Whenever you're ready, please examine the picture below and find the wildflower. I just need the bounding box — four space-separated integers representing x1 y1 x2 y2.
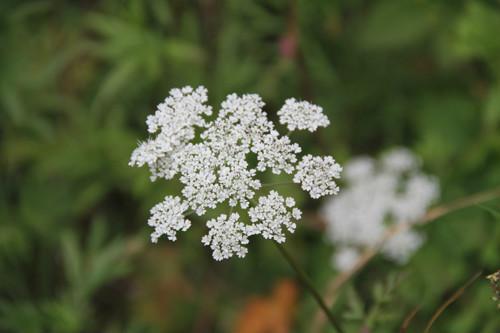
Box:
248 191 302 243
333 247 359 272
201 213 252 261
253 133 301 174
148 196 191 243
381 147 420 173
486 270 500 309
322 148 439 271
293 155 342 199
342 156 374 183
382 230 424 264
277 98 330 132
130 86 212 181
131 86 340 260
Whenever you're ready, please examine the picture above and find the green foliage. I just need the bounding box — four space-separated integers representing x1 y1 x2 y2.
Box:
0 220 131 332
1 0 499 332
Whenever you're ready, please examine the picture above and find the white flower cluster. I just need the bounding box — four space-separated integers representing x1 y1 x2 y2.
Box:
293 155 342 199
277 98 330 132
248 191 302 243
201 213 252 261
148 196 191 243
130 86 341 260
130 86 213 181
322 148 439 271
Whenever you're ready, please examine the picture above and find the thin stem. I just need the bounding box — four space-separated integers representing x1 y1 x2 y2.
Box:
275 242 345 333
424 271 482 333
261 181 295 187
399 306 420 333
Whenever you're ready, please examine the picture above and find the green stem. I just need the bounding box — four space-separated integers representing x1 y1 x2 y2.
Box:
275 242 344 333
261 181 295 187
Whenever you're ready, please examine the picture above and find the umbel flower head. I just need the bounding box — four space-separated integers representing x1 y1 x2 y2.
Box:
322 148 440 271
130 86 342 260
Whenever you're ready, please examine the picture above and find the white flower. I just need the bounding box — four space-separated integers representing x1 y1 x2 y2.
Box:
130 86 212 180
343 157 374 184
322 147 439 270
381 147 420 173
252 131 301 174
202 213 252 261
176 143 222 215
333 247 360 272
293 155 342 199
248 191 302 243
277 98 330 132
146 86 212 134
323 176 391 247
148 196 191 242
382 230 424 264
131 86 341 260
390 174 440 222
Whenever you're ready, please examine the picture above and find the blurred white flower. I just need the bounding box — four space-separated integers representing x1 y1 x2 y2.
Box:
381 147 420 173
342 156 374 183
333 247 359 272
322 148 439 271
382 230 424 264
131 86 340 260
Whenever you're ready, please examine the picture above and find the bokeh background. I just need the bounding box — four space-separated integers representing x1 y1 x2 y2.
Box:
1 0 500 332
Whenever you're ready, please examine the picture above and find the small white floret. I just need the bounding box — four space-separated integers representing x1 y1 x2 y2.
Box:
277 98 330 132
201 213 252 261
148 196 191 242
248 191 301 243
293 155 342 199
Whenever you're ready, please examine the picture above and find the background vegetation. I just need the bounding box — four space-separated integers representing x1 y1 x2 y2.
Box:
1 0 499 332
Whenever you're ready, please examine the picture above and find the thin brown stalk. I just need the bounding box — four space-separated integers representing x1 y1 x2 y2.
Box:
423 272 482 333
275 242 345 333
311 186 500 333
399 305 420 333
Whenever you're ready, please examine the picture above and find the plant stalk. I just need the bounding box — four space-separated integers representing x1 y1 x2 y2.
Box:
275 242 344 333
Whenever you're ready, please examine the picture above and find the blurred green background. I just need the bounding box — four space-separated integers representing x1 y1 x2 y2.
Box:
1 0 500 332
